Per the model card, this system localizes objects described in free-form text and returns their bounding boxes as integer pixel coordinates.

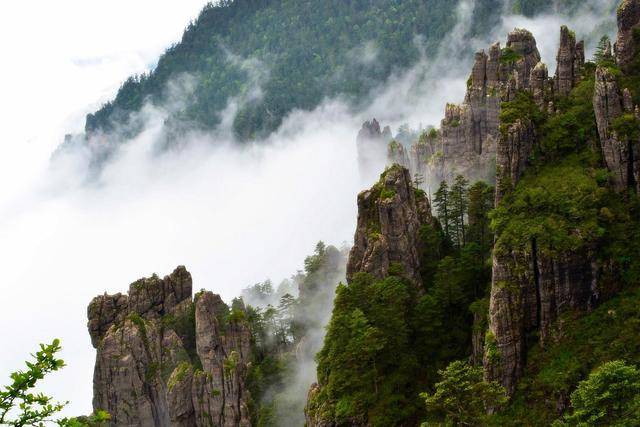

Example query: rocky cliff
[357,26,585,190]
[594,0,640,197]
[483,25,597,394]
[88,267,252,426]
[346,164,438,292]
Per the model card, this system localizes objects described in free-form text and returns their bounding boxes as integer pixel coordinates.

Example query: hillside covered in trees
[82,0,613,144]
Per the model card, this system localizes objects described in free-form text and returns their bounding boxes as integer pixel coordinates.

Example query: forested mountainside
[79,0,640,426]
[82,0,613,144]
[306,1,640,425]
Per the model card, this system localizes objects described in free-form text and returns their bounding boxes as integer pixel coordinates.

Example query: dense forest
[83,0,608,143]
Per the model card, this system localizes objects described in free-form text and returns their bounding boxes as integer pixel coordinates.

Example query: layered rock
[88,266,251,426]
[555,26,584,97]
[615,0,640,71]
[424,29,544,184]
[484,27,594,394]
[594,66,640,193]
[346,164,437,291]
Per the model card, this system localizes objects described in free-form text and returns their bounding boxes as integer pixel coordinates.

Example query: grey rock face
[346,164,436,291]
[484,27,593,395]
[88,267,251,426]
[387,140,410,170]
[594,66,640,193]
[616,0,640,71]
[555,26,584,97]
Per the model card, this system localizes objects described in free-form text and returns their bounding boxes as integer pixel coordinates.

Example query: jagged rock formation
[346,164,436,291]
[484,27,595,394]
[88,267,251,426]
[615,0,640,71]
[593,67,639,192]
[356,119,392,183]
[595,12,640,196]
[555,26,584,97]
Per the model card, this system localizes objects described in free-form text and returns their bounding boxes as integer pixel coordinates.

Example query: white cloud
[0,0,619,420]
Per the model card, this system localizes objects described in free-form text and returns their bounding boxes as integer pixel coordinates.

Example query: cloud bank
[0,0,619,418]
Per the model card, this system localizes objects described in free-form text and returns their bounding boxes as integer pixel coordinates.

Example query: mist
[0,0,619,420]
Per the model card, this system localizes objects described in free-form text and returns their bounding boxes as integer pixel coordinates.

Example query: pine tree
[449,175,469,249]
[594,35,613,64]
[467,181,494,257]
[433,181,451,242]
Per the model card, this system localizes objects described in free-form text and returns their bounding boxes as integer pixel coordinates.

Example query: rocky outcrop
[346,164,437,291]
[356,119,392,182]
[423,29,544,184]
[495,119,537,201]
[615,0,640,71]
[88,267,251,426]
[484,27,594,395]
[594,66,640,193]
[555,26,584,97]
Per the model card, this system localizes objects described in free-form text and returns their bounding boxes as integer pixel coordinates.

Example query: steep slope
[79,0,609,148]
[308,1,640,425]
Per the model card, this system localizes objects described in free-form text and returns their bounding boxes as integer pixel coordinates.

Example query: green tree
[594,35,613,65]
[434,180,452,242]
[467,181,494,257]
[0,339,110,427]
[449,175,470,248]
[421,360,507,426]
[560,360,640,426]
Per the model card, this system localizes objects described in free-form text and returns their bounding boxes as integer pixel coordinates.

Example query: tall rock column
[555,26,584,97]
[594,66,640,192]
[615,0,640,72]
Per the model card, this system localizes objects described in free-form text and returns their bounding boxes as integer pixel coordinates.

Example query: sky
[0,0,618,420]
[0,0,210,416]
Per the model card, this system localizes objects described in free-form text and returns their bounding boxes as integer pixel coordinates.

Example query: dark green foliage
[311,273,421,426]
[541,70,597,157]
[499,91,544,137]
[594,35,614,65]
[560,361,640,425]
[500,47,523,65]
[612,113,640,141]
[85,0,580,142]
[491,155,608,257]
[433,180,451,241]
[245,242,346,426]
[449,175,470,249]
[467,181,495,257]
[86,0,462,140]
[493,287,640,425]
[421,360,507,426]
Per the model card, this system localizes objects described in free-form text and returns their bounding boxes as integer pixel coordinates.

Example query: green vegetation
[309,173,494,425]
[559,361,640,425]
[492,288,640,425]
[84,0,578,142]
[0,339,110,426]
[421,361,507,425]
[245,242,347,426]
[499,91,544,137]
[500,47,523,65]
